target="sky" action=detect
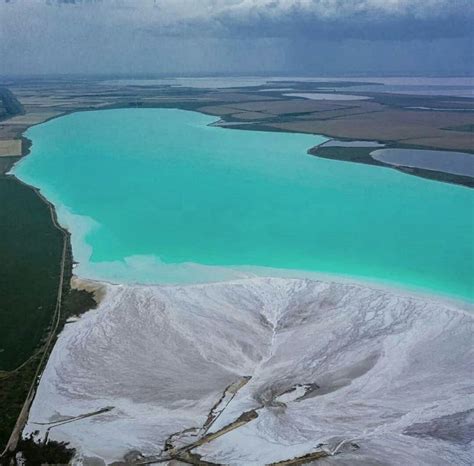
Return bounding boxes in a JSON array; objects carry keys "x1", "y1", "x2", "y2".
[{"x1": 0, "y1": 0, "x2": 473, "y2": 76}]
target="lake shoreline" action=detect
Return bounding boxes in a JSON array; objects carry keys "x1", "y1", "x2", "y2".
[
  {"x1": 12, "y1": 107, "x2": 474, "y2": 304},
  {"x1": 3, "y1": 92, "x2": 472, "y2": 187},
  {"x1": 0, "y1": 167, "x2": 97, "y2": 456},
  {"x1": 24, "y1": 276, "x2": 474, "y2": 465},
  {"x1": 308, "y1": 141, "x2": 474, "y2": 188},
  {"x1": 1, "y1": 88, "x2": 472, "y2": 463}
]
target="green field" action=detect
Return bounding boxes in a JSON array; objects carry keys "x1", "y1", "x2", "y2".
[
  {"x1": 0, "y1": 172, "x2": 96, "y2": 455},
  {"x1": 0, "y1": 176, "x2": 63, "y2": 371}
]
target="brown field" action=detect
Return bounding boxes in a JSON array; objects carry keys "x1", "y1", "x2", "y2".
[
  {"x1": 1, "y1": 77, "x2": 473, "y2": 160},
  {"x1": 267, "y1": 109, "x2": 474, "y2": 152},
  {"x1": 0, "y1": 140, "x2": 22, "y2": 157}
]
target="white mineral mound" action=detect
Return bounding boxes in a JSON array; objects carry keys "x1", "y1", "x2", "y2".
[{"x1": 25, "y1": 278, "x2": 473, "y2": 465}]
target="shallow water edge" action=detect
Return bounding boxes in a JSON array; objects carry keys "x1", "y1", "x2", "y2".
[{"x1": 11, "y1": 108, "x2": 474, "y2": 304}]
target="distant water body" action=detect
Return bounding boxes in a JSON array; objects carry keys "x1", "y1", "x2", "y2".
[
  {"x1": 103, "y1": 77, "x2": 474, "y2": 98},
  {"x1": 14, "y1": 109, "x2": 474, "y2": 301}
]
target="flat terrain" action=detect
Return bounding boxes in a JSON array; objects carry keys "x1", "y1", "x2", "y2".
[
  {"x1": 0, "y1": 145, "x2": 95, "y2": 455},
  {"x1": 25, "y1": 278, "x2": 473, "y2": 465},
  {"x1": 0, "y1": 77, "x2": 472, "y2": 184},
  {"x1": 0, "y1": 77, "x2": 472, "y2": 459},
  {"x1": 0, "y1": 140, "x2": 22, "y2": 157},
  {"x1": 0, "y1": 169, "x2": 64, "y2": 451},
  {"x1": 268, "y1": 107, "x2": 474, "y2": 152},
  {"x1": 0, "y1": 78, "x2": 472, "y2": 152},
  {"x1": 0, "y1": 177, "x2": 63, "y2": 370}
]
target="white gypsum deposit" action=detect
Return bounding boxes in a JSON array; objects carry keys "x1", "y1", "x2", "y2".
[{"x1": 25, "y1": 278, "x2": 473, "y2": 465}]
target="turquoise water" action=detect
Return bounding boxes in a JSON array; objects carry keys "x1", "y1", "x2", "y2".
[{"x1": 14, "y1": 108, "x2": 474, "y2": 300}]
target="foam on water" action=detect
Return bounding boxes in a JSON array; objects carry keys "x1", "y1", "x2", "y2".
[{"x1": 12, "y1": 108, "x2": 474, "y2": 301}]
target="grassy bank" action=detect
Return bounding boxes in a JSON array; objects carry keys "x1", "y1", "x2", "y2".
[
  {"x1": 0, "y1": 177, "x2": 64, "y2": 371},
  {"x1": 0, "y1": 167, "x2": 96, "y2": 458}
]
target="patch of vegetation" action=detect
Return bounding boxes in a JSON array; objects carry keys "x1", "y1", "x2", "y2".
[
  {"x1": 0, "y1": 177, "x2": 64, "y2": 370},
  {"x1": 1, "y1": 434, "x2": 75, "y2": 466},
  {"x1": 0, "y1": 256, "x2": 96, "y2": 453},
  {"x1": 0, "y1": 354, "x2": 43, "y2": 455},
  {"x1": 0, "y1": 158, "x2": 20, "y2": 176},
  {"x1": 309, "y1": 145, "x2": 385, "y2": 166},
  {"x1": 0, "y1": 278, "x2": 95, "y2": 455},
  {"x1": 0, "y1": 88, "x2": 24, "y2": 121},
  {"x1": 0, "y1": 174, "x2": 96, "y2": 455}
]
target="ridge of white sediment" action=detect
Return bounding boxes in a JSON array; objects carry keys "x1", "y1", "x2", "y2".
[{"x1": 25, "y1": 277, "x2": 473, "y2": 465}]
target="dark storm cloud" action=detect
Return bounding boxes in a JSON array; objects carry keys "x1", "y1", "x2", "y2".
[
  {"x1": 212, "y1": 9, "x2": 474, "y2": 41},
  {"x1": 0, "y1": 0, "x2": 473, "y2": 75}
]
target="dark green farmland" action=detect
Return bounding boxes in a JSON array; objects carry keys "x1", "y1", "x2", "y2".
[
  {"x1": 0, "y1": 171, "x2": 96, "y2": 454},
  {"x1": 0, "y1": 176, "x2": 63, "y2": 371}
]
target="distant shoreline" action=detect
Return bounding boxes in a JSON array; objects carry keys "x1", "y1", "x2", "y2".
[
  {"x1": 1, "y1": 81, "x2": 472, "y2": 460},
  {"x1": 308, "y1": 141, "x2": 474, "y2": 188},
  {"x1": 11, "y1": 107, "x2": 474, "y2": 306},
  {"x1": 10, "y1": 101, "x2": 473, "y2": 189}
]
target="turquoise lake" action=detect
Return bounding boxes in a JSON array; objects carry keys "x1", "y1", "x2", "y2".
[{"x1": 13, "y1": 108, "x2": 474, "y2": 300}]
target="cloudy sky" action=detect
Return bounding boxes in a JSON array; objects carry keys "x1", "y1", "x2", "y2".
[{"x1": 0, "y1": 0, "x2": 473, "y2": 76}]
